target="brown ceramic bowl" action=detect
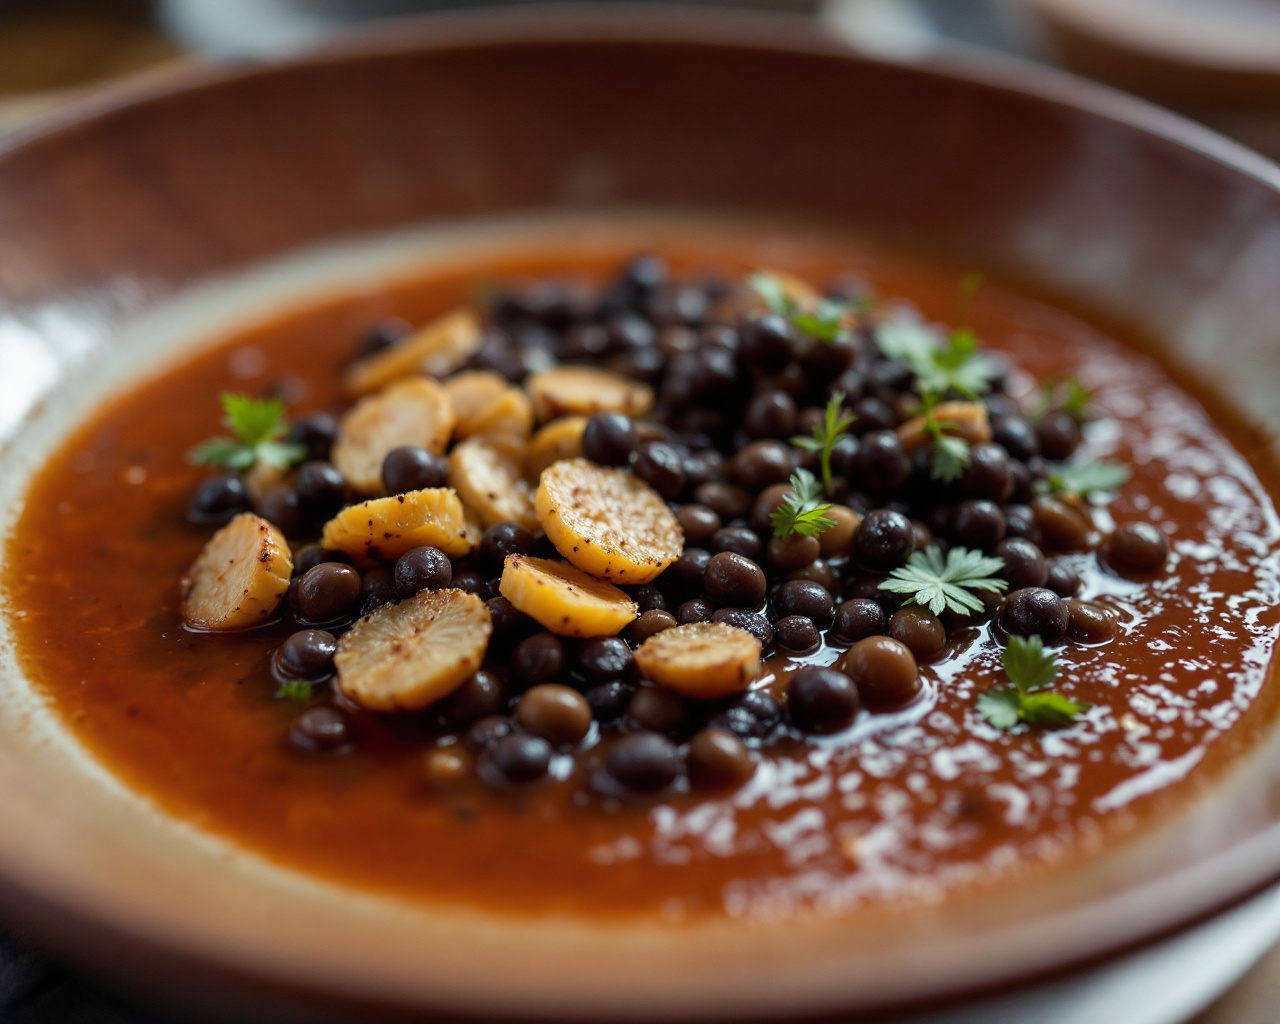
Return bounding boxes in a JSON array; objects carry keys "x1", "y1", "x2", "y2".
[{"x1": 4, "y1": 8, "x2": 1280, "y2": 1021}]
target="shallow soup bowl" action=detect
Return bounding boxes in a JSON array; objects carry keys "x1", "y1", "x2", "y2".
[{"x1": 3, "y1": 8, "x2": 1280, "y2": 1020}]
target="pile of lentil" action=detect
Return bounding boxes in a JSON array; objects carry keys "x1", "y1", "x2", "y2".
[{"x1": 185, "y1": 256, "x2": 1171, "y2": 798}]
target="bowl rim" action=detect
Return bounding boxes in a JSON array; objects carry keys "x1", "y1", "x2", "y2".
[
  {"x1": 4, "y1": 6, "x2": 1280, "y2": 1019},
  {"x1": 5, "y1": 3, "x2": 1280, "y2": 187}
]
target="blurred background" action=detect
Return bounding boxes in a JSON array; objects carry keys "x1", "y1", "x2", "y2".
[
  {"x1": 3, "y1": 0, "x2": 1280, "y2": 158},
  {"x1": 2, "y1": 0, "x2": 1280, "y2": 1022}
]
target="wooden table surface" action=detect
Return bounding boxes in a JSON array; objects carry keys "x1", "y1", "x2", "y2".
[{"x1": 0, "y1": 7, "x2": 1278, "y2": 1023}]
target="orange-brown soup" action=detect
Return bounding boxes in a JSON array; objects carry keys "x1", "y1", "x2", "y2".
[{"x1": 5, "y1": 226, "x2": 1280, "y2": 920}]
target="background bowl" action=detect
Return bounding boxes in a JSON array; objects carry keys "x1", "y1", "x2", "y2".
[{"x1": 3, "y1": 8, "x2": 1280, "y2": 1020}]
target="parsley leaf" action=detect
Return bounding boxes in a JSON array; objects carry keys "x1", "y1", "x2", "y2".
[
  {"x1": 223, "y1": 393, "x2": 288, "y2": 446},
  {"x1": 978, "y1": 635, "x2": 1089, "y2": 730},
  {"x1": 874, "y1": 316, "x2": 999, "y2": 400},
  {"x1": 793, "y1": 300, "x2": 852, "y2": 342},
  {"x1": 790, "y1": 391, "x2": 855, "y2": 497},
  {"x1": 1002, "y1": 633, "x2": 1058, "y2": 692},
  {"x1": 913, "y1": 388, "x2": 972, "y2": 483},
  {"x1": 189, "y1": 437, "x2": 256, "y2": 473},
  {"x1": 1063, "y1": 379, "x2": 1090, "y2": 419},
  {"x1": 955, "y1": 272, "x2": 984, "y2": 324},
  {"x1": 1018, "y1": 691, "x2": 1089, "y2": 727},
  {"x1": 189, "y1": 393, "x2": 307, "y2": 473},
  {"x1": 879, "y1": 545, "x2": 1007, "y2": 616},
  {"x1": 1041, "y1": 460, "x2": 1131, "y2": 499},
  {"x1": 749, "y1": 271, "x2": 796, "y2": 317},
  {"x1": 874, "y1": 314, "x2": 938, "y2": 365},
  {"x1": 750, "y1": 272, "x2": 854, "y2": 343},
  {"x1": 920, "y1": 328, "x2": 1001, "y2": 398},
  {"x1": 275, "y1": 680, "x2": 315, "y2": 702},
  {"x1": 931, "y1": 433, "x2": 971, "y2": 484},
  {"x1": 975, "y1": 687, "x2": 1021, "y2": 730},
  {"x1": 770, "y1": 469, "x2": 836, "y2": 539},
  {"x1": 1034, "y1": 376, "x2": 1091, "y2": 423}
]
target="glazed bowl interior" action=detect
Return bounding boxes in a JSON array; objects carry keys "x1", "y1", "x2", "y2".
[{"x1": 3, "y1": 9, "x2": 1280, "y2": 1020}]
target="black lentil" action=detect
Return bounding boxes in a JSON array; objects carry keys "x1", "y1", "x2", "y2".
[
  {"x1": 831, "y1": 598, "x2": 888, "y2": 645},
  {"x1": 994, "y1": 537, "x2": 1048, "y2": 590},
  {"x1": 576, "y1": 637, "x2": 633, "y2": 683},
  {"x1": 447, "y1": 670, "x2": 506, "y2": 724},
  {"x1": 772, "y1": 580, "x2": 834, "y2": 628},
  {"x1": 687, "y1": 729, "x2": 756, "y2": 789},
  {"x1": 606, "y1": 732, "x2": 682, "y2": 793},
  {"x1": 188, "y1": 473, "x2": 250, "y2": 525},
  {"x1": 508, "y1": 633, "x2": 564, "y2": 690},
  {"x1": 295, "y1": 461, "x2": 346, "y2": 517},
  {"x1": 486, "y1": 733, "x2": 552, "y2": 784},
  {"x1": 676, "y1": 504, "x2": 721, "y2": 545},
  {"x1": 290, "y1": 707, "x2": 350, "y2": 754},
  {"x1": 839, "y1": 637, "x2": 920, "y2": 710},
  {"x1": 1000, "y1": 588, "x2": 1070, "y2": 643},
  {"x1": 296, "y1": 563, "x2": 361, "y2": 622},
  {"x1": 788, "y1": 667, "x2": 860, "y2": 734},
  {"x1": 1106, "y1": 522, "x2": 1170, "y2": 576},
  {"x1": 774, "y1": 615, "x2": 820, "y2": 653},
  {"x1": 516, "y1": 685, "x2": 593, "y2": 746},
  {"x1": 710, "y1": 526, "x2": 762, "y2": 561},
  {"x1": 394, "y1": 546, "x2": 452, "y2": 597},
  {"x1": 634, "y1": 441, "x2": 686, "y2": 499},
  {"x1": 627, "y1": 609, "x2": 677, "y2": 645},
  {"x1": 581, "y1": 412, "x2": 638, "y2": 466},
  {"x1": 274, "y1": 629, "x2": 337, "y2": 680},
  {"x1": 709, "y1": 607, "x2": 774, "y2": 650},
  {"x1": 285, "y1": 413, "x2": 339, "y2": 462},
  {"x1": 382, "y1": 445, "x2": 448, "y2": 493},
  {"x1": 853, "y1": 509, "x2": 914, "y2": 572},
  {"x1": 704, "y1": 552, "x2": 767, "y2": 607}
]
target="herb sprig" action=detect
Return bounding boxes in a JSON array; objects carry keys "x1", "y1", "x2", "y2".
[
  {"x1": 875, "y1": 317, "x2": 1000, "y2": 400},
  {"x1": 791, "y1": 391, "x2": 855, "y2": 497},
  {"x1": 1039, "y1": 460, "x2": 1131, "y2": 499},
  {"x1": 749, "y1": 271, "x2": 859, "y2": 343},
  {"x1": 189, "y1": 393, "x2": 306, "y2": 473},
  {"x1": 922, "y1": 328, "x2": 1001, "y2": 399},
  {"x1": 977, "y1": 635, "x2": 1089, "y2": 729},
  {"x1": 1034, "y1": 376, "x2": 1091, "y2": 423},
  {"x1": 915, "y1": 388, "x2": 971, "y2": 483},
  {"x1": 879, "y1": 545, "x2": 1007, "y2": 616},
  {"x1": 770, "y1": 469, "x2": 836, "y2": 539},
  {"x1": 748, "y1": 271, "x2": 796, "y2": 317},
  {"x1": 275, "y1": 680, "x2": 316, "y2": 702},
  {"x1": 955, "y1": 272, "x2": 984, "y2": 325}
]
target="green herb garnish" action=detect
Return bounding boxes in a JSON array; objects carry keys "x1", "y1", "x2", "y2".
[
  {"x1": 189, "y1": 393, "x2": 307, "y2": 473},
  {"x1": 875, "y1": 316, "x2": 1000, "y2": 399},
  {"x1": 1040, "y1": 460, "x2": 1131, "y2": 499},
  {"x1": 275, "y1": 680, "x2": 315, "y2": 702},
  {"x1": 915, "y1": 388, "x2": 971, "y2": 484},
  {"x1": 923, "y1": 328, "x2": 1001, "y2": 398},
  {"x1": 955, "y1": 272, "x2": 984, "y2": 325},
  {"x1": 792, "y1": 300, "x2": 853, "y2": 342},
  {"x1": 879, "y1": 545, "x2": 1007, "y2": 616},
  {"x1": 770, "y1": 469, "x2": 836, "y2": 539},
  {"x1": 977, "y1": 635, "x2": 1089, "y2": 729},
  {"x1": 931, "y1": 433, "x2": 971, "y2": 483},
  {"x1": 749, "y1": 271, "x2": 795, "y2": 317},
  {"x1": 791, "y1": 391, "x2": 855, "y2": 497},
  {"x1": 874, "y1": 314, "x2": 937, "y2": 365},
  {"x1": 1034, "y1": 376, "x2": 1091, "y2": 423},
  {"x1": 749, "y1": 271, "x2": 856, "y2": 343}
]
